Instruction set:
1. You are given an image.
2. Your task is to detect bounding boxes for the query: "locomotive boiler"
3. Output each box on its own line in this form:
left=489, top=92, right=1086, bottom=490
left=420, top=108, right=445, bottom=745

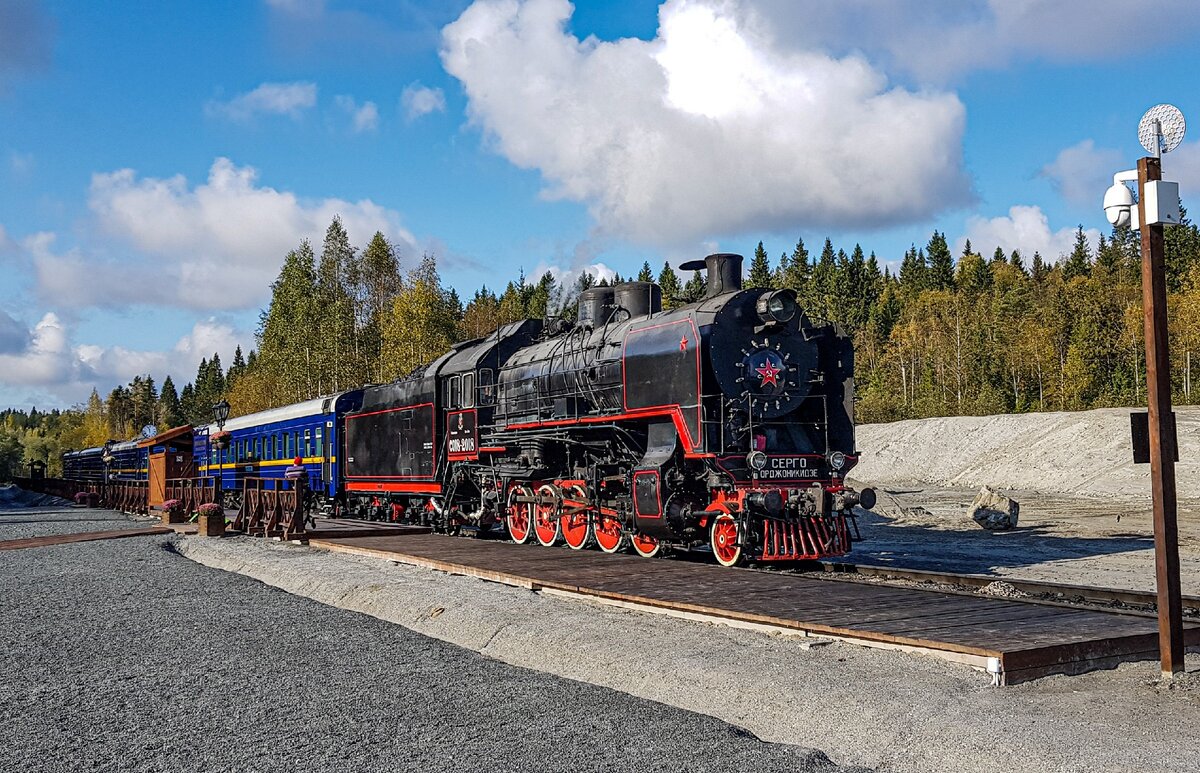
left=344, top=252, right=873, bottom=567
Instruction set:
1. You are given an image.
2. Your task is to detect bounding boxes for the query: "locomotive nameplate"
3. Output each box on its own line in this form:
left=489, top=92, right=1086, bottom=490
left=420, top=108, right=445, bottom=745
left=447, top=409, right=478, bottom=460
left=715, top=454, right=826, bottom=482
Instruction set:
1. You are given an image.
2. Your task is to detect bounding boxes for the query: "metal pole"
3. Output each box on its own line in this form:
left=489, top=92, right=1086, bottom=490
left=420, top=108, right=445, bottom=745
left=1137, top=155, right=1186, bottom=677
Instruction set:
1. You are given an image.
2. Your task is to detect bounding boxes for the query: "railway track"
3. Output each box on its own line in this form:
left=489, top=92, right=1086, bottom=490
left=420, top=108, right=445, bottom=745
left=804, top=561, right=1200, bottom=617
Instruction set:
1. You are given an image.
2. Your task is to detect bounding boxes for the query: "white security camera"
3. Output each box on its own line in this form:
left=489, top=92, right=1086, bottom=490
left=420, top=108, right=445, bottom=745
left=1103, top=169, right=1140, bottom=228
left=1104, top=182, right=1134, bottom=227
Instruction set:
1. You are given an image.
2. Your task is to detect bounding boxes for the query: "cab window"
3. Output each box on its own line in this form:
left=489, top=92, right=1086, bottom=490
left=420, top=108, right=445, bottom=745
left=462, top=372, right=475, bottom=408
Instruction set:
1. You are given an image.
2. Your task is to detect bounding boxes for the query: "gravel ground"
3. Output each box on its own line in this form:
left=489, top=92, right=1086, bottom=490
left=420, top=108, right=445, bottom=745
left=0, top=535, right=861, bottom=773
left=181, top=535, right=1200, bottom=773
left=839, top=484, right=1200, bottom=594
left=0, top=506, right=146, bottom=542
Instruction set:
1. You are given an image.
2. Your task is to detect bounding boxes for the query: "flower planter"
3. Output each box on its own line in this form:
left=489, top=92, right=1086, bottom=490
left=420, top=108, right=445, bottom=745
left=196, top=503, right=225, bottom=537
left=160, top=498, right=185, bottom=525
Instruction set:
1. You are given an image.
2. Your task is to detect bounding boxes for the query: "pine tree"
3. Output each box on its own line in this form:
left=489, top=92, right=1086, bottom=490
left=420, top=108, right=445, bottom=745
left=1009, top=249, right=1025, bottom=274
left=358, top=232, right=404, bottom=382
left=637, top=261, right=654, bottom=282
left=527, top=271, right=557, bottom=319
left=683, top=270, right=706, bottom=303
left=810, top=238, right=837, bottom=319
left=158, top=376, right=183, bottom=429
left=778, top=237, right=810, bottom=291
left=1062, top=226, right=1093, bottom=281
left=991, top=246, right=1007, bottom=265
left=657, top=262, right=682, bottom=309
left=129, top=375, right=159, bottom=433
left=899, top=246, right=927, bottom=292
left=747, top=241, right=774, bottom=289
left=926, top=231, right=954, bottom=290
left=258, top=240, right=320, bottom=402
left=1031, top=251, right=1048, bottom=282
left=226, top=346, right=247, bottom=391
left=317, top=216, right=357, bottom=392
left=179, top=383, right=196, bottom=426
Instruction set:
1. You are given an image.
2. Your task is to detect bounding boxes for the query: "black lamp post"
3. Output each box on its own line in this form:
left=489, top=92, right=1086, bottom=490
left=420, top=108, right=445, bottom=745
left=213, top=400, right=231, bottom=508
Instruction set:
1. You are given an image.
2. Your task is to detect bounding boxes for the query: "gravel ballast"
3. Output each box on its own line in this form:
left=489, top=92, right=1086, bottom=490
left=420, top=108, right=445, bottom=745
left=0, top=535, right=860, bottom=773
left=180, top=535, right=1200, bottom=773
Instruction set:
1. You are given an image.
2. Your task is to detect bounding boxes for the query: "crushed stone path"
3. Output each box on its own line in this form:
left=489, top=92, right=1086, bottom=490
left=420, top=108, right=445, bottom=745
left=0, top=534, right=862, bottom=773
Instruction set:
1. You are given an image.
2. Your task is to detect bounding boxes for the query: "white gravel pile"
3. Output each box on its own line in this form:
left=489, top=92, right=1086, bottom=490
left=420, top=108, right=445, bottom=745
left=852, top=406, right=1200, bottom=500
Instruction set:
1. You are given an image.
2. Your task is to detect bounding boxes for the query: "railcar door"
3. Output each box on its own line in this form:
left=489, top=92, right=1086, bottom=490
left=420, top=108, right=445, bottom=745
left=321, top=420, right=333, bottom=487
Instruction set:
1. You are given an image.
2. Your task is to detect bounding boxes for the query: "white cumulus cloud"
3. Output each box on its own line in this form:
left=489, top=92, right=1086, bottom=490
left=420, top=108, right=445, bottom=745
left=1040, top=140, right=1127, bottom=209
left=440, top=0, right=970, bottom=246
left=32, top=157, right=419, bottom=311
left=335, top=95, right=380, bottom=133
left=961, top=205, right=1099, bottom=263
left=0, top=313, right=80, bottom=388
left=401, top=82, right=446, bottom=120
left=0, top=312, right=251, bottom=406
left=742, top=0, right=1200, bottom=84
left=207, top=81, right=318, bottom=122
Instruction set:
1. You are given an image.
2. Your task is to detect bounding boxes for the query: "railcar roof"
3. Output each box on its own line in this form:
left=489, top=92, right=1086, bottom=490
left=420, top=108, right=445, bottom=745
left=197, top=392, right=347, bottom=434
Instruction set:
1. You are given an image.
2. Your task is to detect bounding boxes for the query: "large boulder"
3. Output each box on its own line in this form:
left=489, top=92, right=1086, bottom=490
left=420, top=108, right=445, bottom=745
left=969, top=486, right=1020, bottom=530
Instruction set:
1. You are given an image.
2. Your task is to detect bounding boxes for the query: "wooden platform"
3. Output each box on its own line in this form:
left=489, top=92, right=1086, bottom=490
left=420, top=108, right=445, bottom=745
left=303, top=518, right=432, bottom=540
left=308, top=533, right=1200, bottom=685
left=0, top=527, right=172, bottom=551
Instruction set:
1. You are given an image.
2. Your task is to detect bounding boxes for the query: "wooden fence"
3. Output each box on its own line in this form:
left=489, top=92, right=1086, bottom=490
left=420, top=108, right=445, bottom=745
left=231, top=477, right=307, bottom=541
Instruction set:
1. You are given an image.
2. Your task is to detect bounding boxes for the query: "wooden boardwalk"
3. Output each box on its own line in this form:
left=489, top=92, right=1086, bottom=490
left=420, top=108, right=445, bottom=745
left=309, top=532, right=1200, bottom=685
left=0, top=527, right=172, bottom=551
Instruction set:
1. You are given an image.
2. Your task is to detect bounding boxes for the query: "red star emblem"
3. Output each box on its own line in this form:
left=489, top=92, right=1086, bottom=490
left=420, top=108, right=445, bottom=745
left=679, top=336, right=689, bottom=351
left=755, top=359, right=782, bottom=388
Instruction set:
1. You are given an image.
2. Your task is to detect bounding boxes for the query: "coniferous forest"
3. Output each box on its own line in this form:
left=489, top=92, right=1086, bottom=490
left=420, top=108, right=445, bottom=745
left=6, top=210, right=1200, bottom=477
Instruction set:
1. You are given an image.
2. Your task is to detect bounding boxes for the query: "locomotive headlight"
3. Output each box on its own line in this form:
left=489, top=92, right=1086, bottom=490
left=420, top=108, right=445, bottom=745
left=827, top=451, right=846, bottom=471
left=755, top=289, right=797, bottom=324
left=747, top=450, right=769, bottom=471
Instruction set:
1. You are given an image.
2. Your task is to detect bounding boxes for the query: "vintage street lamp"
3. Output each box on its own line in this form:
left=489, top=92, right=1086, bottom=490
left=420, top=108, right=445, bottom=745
left=212, top=400, right=231, bottom=508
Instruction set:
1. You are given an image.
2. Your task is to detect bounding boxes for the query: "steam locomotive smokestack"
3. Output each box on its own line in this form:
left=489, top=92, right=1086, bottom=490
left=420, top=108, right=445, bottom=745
left=703, top=253, right=742, bottom=298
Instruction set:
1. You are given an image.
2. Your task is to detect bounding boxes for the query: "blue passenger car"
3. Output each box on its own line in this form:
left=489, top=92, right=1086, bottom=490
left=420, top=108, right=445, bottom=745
left=195, top=390, right=363, bottom=509
left=62, top=441, right=147, bottom=482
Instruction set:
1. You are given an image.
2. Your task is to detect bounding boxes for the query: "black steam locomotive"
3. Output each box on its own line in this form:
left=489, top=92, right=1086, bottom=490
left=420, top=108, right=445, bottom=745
left=344, top=253, right=872, bottom=567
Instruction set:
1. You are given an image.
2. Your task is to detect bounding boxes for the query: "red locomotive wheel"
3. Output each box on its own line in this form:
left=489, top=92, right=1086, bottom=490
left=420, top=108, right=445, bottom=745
left=630, top=532, right=661, bottom=558
left=506, top=485, right=534, bottom=545
left=593, top=513, right=626, bottom=553
left=533, top=484, right=562, bottom=547
left=560, top=485, right=593, bottom=550
left=710, top=513, right=743, bottom=567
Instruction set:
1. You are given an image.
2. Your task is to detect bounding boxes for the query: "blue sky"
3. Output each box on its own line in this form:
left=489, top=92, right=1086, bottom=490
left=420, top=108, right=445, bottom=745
left=2, top=0, right=1200, bottom=409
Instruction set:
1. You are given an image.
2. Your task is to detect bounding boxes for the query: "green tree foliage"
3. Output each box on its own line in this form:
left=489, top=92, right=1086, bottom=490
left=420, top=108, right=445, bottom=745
left=926, top=231, right=954, bottom=290
left=747, top=241, right=773, bottom=289
left=35, top=212, right=1200, bottom=468
left=381, top=253, right=458, bottom=379
left=682, top=270, right=706, bottom=303
left=1062, top=226, right=1093, bottom=280
left=158, top=375, right=183, bottom=429
left=657, top=262, right=682, bottom=309
left=637, top=261, right=654, bottom=282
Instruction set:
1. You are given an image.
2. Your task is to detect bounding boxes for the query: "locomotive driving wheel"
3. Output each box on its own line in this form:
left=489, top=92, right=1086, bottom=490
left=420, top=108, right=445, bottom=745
left=593, top=512, right=627, bottom=553
left=630, top=532, right=661, bottom=558
left=506, top=484, right=534, bottom=544
left=533, top=483, right=562, bottom=547
left=559, top=484, right=594, bottom=551
left=710, top=513, right=745, bottom=567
